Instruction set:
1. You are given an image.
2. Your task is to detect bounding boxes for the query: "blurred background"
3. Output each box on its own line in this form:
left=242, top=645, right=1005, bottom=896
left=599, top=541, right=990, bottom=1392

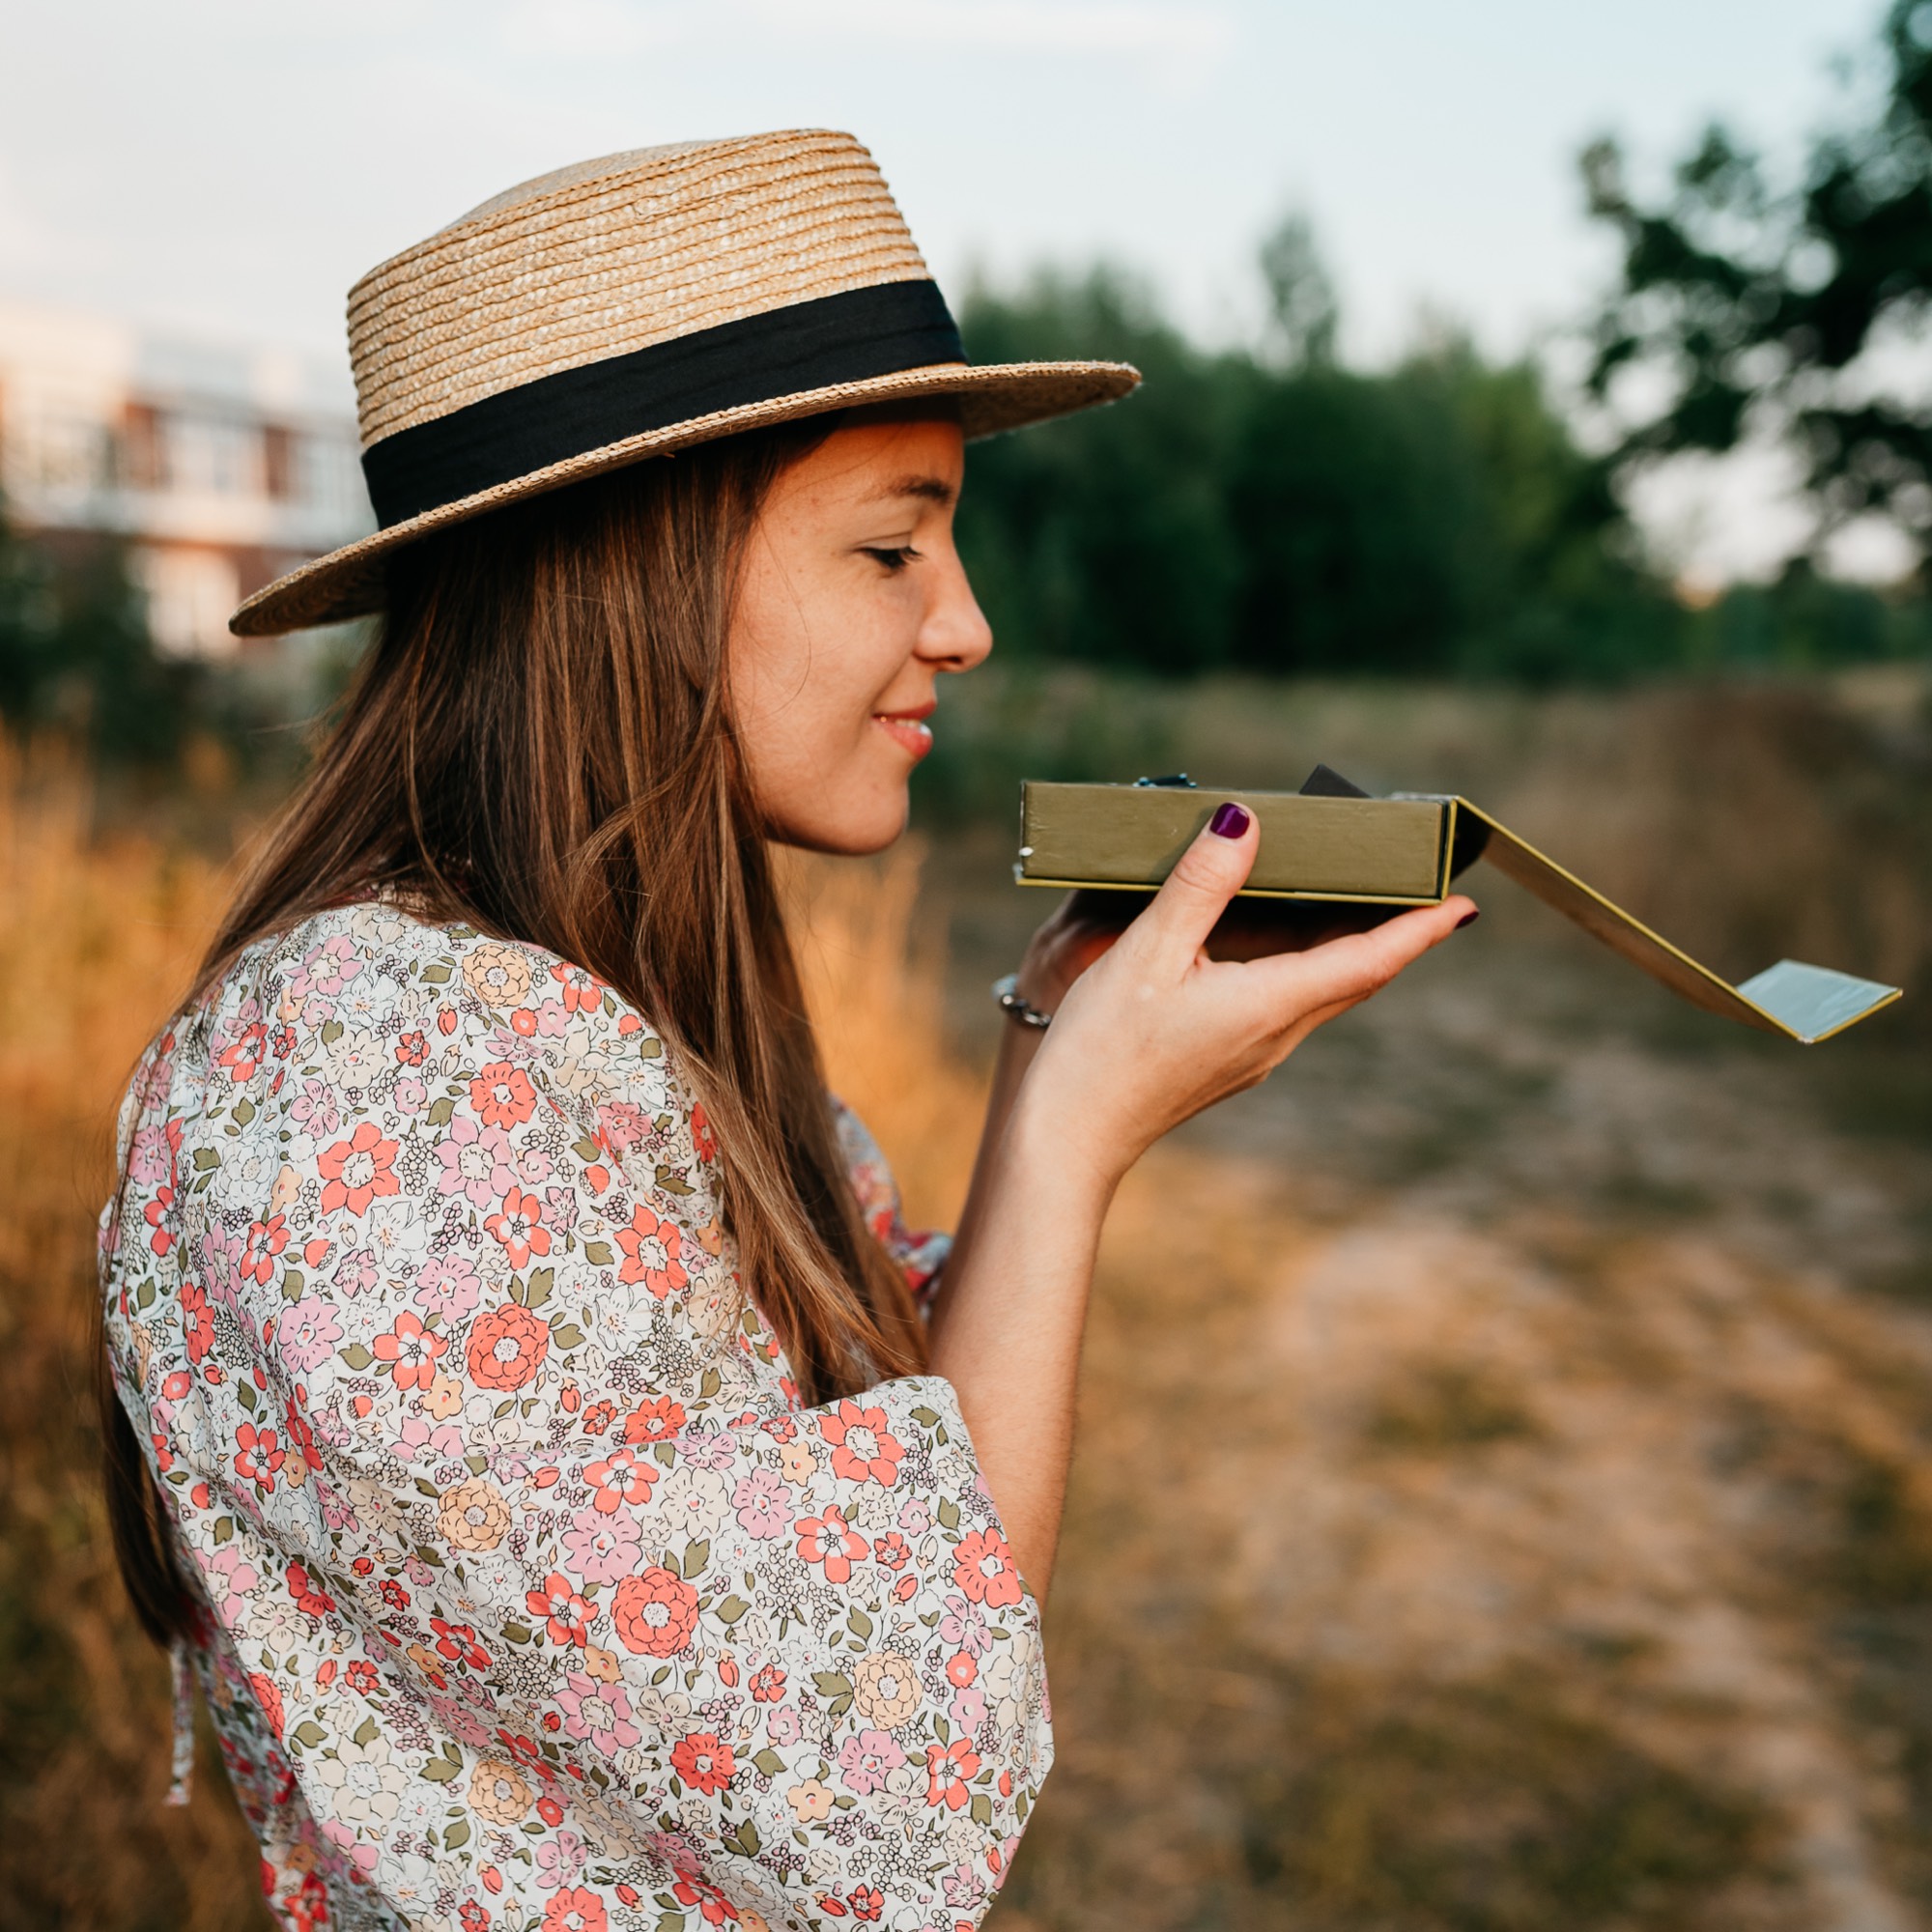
left=4, top=2, right=1932, bottom=1926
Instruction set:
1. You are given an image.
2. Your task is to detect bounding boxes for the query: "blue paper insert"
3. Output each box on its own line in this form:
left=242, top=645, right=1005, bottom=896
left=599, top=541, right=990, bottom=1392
left=1736, top=959, right=1902, bottom=1043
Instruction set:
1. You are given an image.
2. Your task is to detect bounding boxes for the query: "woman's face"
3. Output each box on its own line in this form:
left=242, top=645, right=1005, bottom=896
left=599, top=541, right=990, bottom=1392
left=728, top=408, right=991, bottom=854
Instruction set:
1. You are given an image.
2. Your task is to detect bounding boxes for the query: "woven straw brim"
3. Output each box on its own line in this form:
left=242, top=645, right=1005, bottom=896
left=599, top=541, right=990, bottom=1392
left=233, top=358, right=1136, bottom=637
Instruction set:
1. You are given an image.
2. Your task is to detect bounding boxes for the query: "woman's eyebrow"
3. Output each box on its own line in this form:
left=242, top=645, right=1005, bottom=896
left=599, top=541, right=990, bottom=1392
left=865, top=473, right=956, bottom=507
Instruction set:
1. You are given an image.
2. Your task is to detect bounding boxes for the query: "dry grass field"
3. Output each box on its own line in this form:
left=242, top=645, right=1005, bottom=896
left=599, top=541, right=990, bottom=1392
left=2, top=672, right=1930, bottom=1930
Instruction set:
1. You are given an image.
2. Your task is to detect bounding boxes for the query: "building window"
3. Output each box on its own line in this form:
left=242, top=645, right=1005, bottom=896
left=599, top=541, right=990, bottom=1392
left=164, top=412, right=262, bottom=497
left=263, top=422, right=293, bottom=500
left=131, top=545, right=241, bottom=659
left=122, top=403, right=165, bottom=490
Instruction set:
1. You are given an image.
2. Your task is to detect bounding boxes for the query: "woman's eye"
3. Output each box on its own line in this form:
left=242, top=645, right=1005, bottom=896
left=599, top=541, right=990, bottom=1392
left=863, top=546, right=920, bottom=572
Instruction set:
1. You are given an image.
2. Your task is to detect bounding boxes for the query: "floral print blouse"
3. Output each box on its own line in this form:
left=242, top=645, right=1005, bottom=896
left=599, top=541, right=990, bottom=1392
left=100, top=902, right=1049, bottom=1932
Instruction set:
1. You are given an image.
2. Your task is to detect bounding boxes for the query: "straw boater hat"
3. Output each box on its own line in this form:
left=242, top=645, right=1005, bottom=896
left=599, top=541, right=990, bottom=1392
left=233, top=129, right=1140, bottom=637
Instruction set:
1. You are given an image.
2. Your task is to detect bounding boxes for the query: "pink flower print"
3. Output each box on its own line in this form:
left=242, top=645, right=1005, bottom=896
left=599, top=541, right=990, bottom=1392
left=127, top=1122, right=171, bottom=1186
left=534, top=1000, right=574, bottom=1038
left=820, top=1399, right=905, bottom=1487
left=202, top=1222, right=246, bottom=1313
left=291, top=1079, right=342, bottom=1139
left=562, top=1508, right=642, bottom=1586
left=952, top=1526, right=1024, bottom=1609
left=412, top=1252, right=481, bottom=1322
left=395, top=1414, right=465, bottom=1464
left=644, top=1830, right=706, bottom=1880
left=372, top=1312, right=445, bottom=1391
left=141, top=1185, right=176, bottom=1260
left=434, top=1116, right=514, bottom=1209
left=950, top=1685, right=988, bottom=1734
left=279, top=1296, right=342, bottom=1373
left=533, top=1831, right=589, bottom=1893
left=516, top=1144, right=554, bottom=1187
left=613, top=1203, right=686, bottom=1300
left=765, top=1705, right=802, bottom=1747
left=942, top=1864, right=988, bottom=1915
left=939, top=1592, right=991, bottom=1658
left=583, top=1445, right=657, bottom=1515
left=423, top=1687, right=495, bottom=1751
left=202, top=1543, right=259, bottom=1614
left=897, top=1497, right=932, bottom=1535
left=835, top=1727, right=905, bottom=1797
left=291, top=932, right=364, bottom=1005
left=679, top=1428, right=739, bottom=1474
left=332, top=1246, right=379, bottom=1299
left=556, top=1674, right=641, bottom=1755
left=731, top=1466, right=792, bottom=1540
left=595, top=1101, right=648, bottom=1155
left=318, top=1482, right=358, bottom=1532
left=393, top=1074, right=427, bottom=1114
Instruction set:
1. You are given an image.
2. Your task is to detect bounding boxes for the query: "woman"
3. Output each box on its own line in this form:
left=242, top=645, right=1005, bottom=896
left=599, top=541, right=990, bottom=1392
left=99, top=132, right=1472, bottom=1932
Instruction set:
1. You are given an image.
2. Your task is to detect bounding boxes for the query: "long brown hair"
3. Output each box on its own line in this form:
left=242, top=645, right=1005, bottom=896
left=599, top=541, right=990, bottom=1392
left=101, top=419, right=929, bottom=1645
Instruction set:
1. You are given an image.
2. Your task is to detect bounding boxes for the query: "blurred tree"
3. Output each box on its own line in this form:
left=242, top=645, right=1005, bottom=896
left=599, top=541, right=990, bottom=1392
left=1583, top=0, right=1932, bottom=566
left=0, top=502, right=200, bottom=764
left=943, top=213, right=1930, bottom=685
left=1258, top=211, right=1340, bottom=368
left=1225, top=356, right=1495, bottom=671
left=1687, top=555, right=1931, bottom=668
left=1401, top=338, right=1685, bottom=681
left=956, top=269, right=1246, bottom=671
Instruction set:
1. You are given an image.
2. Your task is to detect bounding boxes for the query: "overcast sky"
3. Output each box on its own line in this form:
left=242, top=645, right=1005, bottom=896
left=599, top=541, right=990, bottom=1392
left=0, top=0, right=1896, bottom=582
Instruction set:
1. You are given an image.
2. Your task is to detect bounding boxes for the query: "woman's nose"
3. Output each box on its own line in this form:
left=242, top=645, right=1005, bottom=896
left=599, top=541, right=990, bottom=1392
left=919, top=549, right=994, bottom=671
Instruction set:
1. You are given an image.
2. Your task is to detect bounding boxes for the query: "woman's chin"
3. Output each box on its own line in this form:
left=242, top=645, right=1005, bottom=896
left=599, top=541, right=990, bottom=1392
left=769, top=791, right=911, bottom=857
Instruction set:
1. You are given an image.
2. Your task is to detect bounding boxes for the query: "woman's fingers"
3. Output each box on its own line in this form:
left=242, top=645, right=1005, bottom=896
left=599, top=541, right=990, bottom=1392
left=1241, top=895, right=1477, bottom=1030
left=1128, top=802, right=1259, bottom=976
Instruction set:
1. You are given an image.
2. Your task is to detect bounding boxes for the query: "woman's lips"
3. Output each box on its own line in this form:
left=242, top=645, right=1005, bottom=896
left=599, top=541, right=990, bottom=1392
left=871, top=709, right=935, bottom=759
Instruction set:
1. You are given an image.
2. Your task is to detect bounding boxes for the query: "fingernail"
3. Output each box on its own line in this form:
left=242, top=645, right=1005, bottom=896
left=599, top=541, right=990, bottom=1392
left=1456, top=907, right=1480, bottom=929
left=1209, top=802, right=1251, bottom=838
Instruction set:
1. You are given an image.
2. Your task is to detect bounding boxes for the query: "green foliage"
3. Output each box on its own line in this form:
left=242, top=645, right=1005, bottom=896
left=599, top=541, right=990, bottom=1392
left=1685, top=557, right=1932, bottom=669
left=1226, top=356, right=1497, bottom=673
left=1584, top=0, right=1932, bottom=560
left=960, top=259, right=1925, bottom=682
left=1258, top=210, right=1339, bottom=368
left=0, top=504, right=201, bottom=764
left=956, top=271, right=1692, bottom=681
left=955, top=269, right=1248, bottom=672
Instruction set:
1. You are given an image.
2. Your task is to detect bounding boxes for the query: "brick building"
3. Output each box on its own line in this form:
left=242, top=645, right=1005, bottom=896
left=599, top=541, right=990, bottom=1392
left=0, top=297, right=370, bottom=656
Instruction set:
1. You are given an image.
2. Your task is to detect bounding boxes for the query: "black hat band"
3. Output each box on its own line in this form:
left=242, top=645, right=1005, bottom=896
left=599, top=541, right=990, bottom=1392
left=359, top=279, right=966, bottom=530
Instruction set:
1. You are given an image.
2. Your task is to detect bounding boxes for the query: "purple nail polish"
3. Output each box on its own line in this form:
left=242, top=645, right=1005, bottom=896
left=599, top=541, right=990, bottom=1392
left=1456, top=907, right=1480, bottom=929
left=1209, top=802, right=1250, bottom=838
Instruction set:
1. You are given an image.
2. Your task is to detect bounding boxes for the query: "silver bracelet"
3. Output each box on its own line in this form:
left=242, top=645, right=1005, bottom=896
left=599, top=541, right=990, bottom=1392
left=991, top=973, right=1053, bottom=1030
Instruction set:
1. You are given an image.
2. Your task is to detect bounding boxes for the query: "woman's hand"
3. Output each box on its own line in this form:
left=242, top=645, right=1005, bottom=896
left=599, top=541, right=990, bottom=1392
left=1015, top=802, right=1475, bottom=1198
left=1017, top=863, right=1430, bottom=1012
left=930, top=801, right=1472, bottom=1601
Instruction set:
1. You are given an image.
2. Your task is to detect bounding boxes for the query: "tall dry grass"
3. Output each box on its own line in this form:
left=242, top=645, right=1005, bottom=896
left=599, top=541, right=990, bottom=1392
left=785, top=841, right=987, bottom=1232
left=0, top=745, right=264, bottom=1928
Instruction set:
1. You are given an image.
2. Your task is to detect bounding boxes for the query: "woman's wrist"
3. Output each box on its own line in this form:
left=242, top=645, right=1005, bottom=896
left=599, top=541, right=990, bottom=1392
left=1004, top=1060, right=1122, bottom=1219
left=1013, top=944, right=1074, bottom=1015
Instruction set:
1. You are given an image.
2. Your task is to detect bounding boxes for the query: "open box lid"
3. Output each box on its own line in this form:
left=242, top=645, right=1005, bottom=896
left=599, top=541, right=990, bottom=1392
left=1015, top=768, right=1902, bottom=1044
